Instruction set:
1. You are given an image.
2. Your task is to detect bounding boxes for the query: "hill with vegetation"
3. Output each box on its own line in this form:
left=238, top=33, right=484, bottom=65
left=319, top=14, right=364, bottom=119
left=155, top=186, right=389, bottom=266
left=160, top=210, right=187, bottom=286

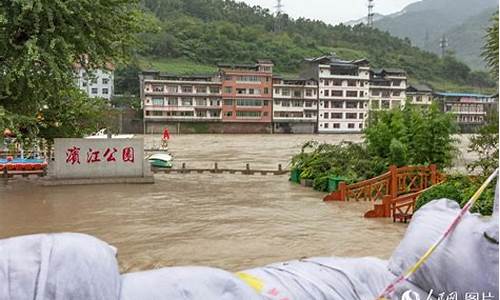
left=373, top=0, right=498, bottom=70
left=116, top=0, right=497, bottom=95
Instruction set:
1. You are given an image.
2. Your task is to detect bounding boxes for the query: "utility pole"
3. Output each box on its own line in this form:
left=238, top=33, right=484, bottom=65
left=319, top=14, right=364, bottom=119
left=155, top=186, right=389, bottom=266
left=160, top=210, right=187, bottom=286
left=439, top=35, right=448, bottom=57
left=274, top=0, right=284, bottom=33
left=367, top=0, right=375, bottom=28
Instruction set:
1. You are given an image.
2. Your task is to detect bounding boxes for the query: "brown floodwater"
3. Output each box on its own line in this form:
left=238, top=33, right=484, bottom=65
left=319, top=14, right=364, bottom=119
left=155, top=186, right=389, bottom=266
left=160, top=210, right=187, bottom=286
left=0, top=134, right=473, bottom=273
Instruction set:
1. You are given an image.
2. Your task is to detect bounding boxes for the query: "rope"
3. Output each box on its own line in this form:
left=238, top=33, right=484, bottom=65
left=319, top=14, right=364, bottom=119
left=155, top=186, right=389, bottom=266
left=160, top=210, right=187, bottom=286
left=376, top=168, right=499, bottom=300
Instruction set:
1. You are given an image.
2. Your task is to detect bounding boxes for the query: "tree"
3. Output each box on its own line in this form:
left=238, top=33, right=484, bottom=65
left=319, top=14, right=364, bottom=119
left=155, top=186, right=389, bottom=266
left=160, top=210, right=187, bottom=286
left=482, top=12, right=499, bottom=77
left=467, top=110, right=499, bottom=177
left=0, top=0, right=150, bottom=141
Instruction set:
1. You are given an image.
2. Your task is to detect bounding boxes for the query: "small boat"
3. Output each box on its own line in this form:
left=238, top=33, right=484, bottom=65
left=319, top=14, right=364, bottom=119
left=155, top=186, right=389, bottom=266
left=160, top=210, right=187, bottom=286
left=148, top=153, right=173, bottom=168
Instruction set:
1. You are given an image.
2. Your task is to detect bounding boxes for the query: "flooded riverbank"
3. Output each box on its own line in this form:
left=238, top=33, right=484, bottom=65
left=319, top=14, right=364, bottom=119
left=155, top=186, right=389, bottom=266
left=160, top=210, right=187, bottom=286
left=0, top=134, right=474, bottom=272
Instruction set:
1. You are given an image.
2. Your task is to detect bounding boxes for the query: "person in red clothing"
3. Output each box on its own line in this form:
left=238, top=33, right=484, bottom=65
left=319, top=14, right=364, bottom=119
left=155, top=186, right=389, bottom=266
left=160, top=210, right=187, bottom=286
left=161, top=128, right=170, bottom=149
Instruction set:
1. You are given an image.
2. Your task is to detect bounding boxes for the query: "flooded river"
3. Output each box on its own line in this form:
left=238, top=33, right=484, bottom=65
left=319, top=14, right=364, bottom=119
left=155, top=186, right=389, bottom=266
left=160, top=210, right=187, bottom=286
left=0, top=134, right=473, bottom=272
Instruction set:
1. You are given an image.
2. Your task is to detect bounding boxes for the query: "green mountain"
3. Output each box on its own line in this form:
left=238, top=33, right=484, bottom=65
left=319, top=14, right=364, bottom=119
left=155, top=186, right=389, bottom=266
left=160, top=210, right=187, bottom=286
left=118, top=0, right=496, bottom=95
left=373, top=0, right=498, bottom=70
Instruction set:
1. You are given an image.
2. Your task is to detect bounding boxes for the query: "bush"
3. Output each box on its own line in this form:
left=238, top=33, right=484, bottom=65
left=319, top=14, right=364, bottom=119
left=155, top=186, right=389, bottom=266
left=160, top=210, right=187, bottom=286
left=416, top=175, right=495, bottom=216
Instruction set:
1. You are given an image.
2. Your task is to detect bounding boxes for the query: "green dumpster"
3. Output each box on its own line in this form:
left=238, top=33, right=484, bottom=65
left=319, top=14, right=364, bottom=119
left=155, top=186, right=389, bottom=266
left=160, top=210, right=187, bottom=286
left=290, top=169, right=301, bottom=183
left=328, top=176, right=348, bottom=192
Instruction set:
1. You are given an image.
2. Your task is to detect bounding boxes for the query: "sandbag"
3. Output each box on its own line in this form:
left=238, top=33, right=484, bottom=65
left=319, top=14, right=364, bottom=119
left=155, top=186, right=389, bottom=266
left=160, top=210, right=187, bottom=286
left=0, top=233, right=121, bottom=300
left=238, top=257, right=395, bottom=300
left=120, top=266, right=262, bottom=300
left=388, top=199, right=499, bottom=299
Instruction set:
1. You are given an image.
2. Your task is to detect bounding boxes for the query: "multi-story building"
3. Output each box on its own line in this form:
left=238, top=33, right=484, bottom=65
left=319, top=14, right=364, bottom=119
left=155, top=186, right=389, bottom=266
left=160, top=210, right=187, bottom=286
left=140, top=71, right=222, bottom=133
left=75, top=66, right=114, bottom=100
left=406, top=84, right=433, bottom=106
left=272, top=76, right=319, bottom=133
left=301, top=55, right=371, bottom=133
left=369, top=68, right=407, bottom=111
left=218, top=60, right=274, bottom=133
left=433, top=92, right=497, bottom=133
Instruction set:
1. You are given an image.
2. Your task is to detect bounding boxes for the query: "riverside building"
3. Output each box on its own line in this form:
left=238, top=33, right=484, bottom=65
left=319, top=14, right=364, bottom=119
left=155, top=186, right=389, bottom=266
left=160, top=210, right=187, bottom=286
left=272, top=76, right=318, bottom=133
left=140, top=71, right=223, bottom=133
left=300, top=55, right=371, bottom=133
left=369, top=68, right=407, bottom=111
left=75, top=66, right=114, bottom=100
left=218, top=60, right=274, bottom=133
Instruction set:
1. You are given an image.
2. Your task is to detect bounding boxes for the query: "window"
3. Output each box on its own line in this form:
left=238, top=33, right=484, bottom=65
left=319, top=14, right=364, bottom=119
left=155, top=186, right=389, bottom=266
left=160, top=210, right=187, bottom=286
left=263, top=100, right=270, bottom=106
left=196, top=99, right=207, bottom=106
left=236, top=88, right=246, bottom=94
left=82, top=81, right=87, bottom=87
left=91, top=78, right=98, bottom=84
left=348, top=123, right=355, bottom=129
left=305, top=101, right=313, bottom=107
left=346, top=101, right=358, bottom=109
left=225, top=111, right=233, bottom=117
left=332, top=91, right=343, bottom=97
left=152, top=85, right=164, bottom=92
left=167, top=85, right=178, bottom=93
left=332, top=80, right=342, bottom=86
left=393, top=80, right=402, bottom=86
left=332, top=113, right=342, bottom=119
left=182, top=86, right=193, bottom=93
left=332, top=101, right=343, bottom=108
left=393, top=91, right=401, bottom=97
left=91, top=88, right=98, bottom=94
left=282, top=88, right=290, bottom=96
left=224, top=87, right=232, bottom=94
left=306, top=89, right=312, bottom=97
left=324, top=112, right=329, bottom=119
left=282, top=101, right=290, bottom=107
left=359, top=113, right=364, bottom=119
left=274, top=100, right=281, bottom=105
left=263, top=112, right=268, bottom=117
left=292, top=100, right=302, bottom=107
left=372, top=90, right=380, bottom=96
left=152, top=98, right=163, bottom=106
left=224, top=100, right=233, bottom=105
left=236, top=99, right=263, bottom=106
left=333, top=123, right=340, bottom=129
left=416, top=96, right=422, bottom=102
left=181, top=98, right=193, bottom=106
left=248, top=89, right=255, bottom=95
left=324, top=90, right=329, bottom=97
left=346, top=113, right=357, bottom=119
left=324, top=80, right=330, bottom=86
left=382, top=100, right=390, bottom=109
left=324, top=123, right=329, bottom=128
left=167, top=98, right=178, bottom=106
left=210, top=87, right=220, bottom=94
left=359, top=91, right=364, bottom=97
left=293, top=90, right=301, bottom=97
left=236, top=111, right=261, bottom=118
left=347, top=80, right=357, bottom=87
left=359, top=123, right=363, bottom=129
left=324, top=101, right=329, bottom=108
left=346, top=91, right=357, bottom=98
left=102, top=88, right=109, bottom=95
left=274, top=88, right=280, bottom=94
left=102, top=78, right=109, bottom=85
left=382, top=91, right=390, bottom=97
left=264, top=88, right=269, bottom=94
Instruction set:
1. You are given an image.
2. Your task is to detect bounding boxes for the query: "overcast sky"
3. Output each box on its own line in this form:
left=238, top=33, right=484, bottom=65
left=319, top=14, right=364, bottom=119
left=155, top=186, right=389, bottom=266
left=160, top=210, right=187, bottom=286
left=239, top=0, right=420, bottom=24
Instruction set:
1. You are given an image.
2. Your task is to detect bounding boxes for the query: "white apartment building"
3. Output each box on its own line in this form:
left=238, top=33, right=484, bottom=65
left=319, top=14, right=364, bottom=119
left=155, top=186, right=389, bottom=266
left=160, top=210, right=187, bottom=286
left=140, top=72, right=223, bottom=133
left=272, top=76, right=318, bottom=133
left=301, top=55, right=371, bottom=133
left=369, top=68, right=407, bottom=110
left=76, top=67, right=114, bottom=100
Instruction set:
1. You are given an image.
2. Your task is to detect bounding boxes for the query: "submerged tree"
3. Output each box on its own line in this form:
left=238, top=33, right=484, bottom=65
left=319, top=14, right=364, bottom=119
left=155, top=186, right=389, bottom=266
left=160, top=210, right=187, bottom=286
left=0, top=0, right=150, bottom=142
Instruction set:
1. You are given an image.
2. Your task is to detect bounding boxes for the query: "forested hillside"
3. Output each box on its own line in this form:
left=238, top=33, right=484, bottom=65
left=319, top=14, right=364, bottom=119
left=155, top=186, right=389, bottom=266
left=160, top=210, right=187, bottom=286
left=373, top=0, right=498, bottom=70
left=117, top=0, right=496, bottom=95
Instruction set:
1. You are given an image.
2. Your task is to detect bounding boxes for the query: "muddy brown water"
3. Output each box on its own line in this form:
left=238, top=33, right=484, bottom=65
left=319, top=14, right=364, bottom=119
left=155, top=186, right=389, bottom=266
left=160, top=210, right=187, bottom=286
left=0, top=134, right=474, bottom=272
